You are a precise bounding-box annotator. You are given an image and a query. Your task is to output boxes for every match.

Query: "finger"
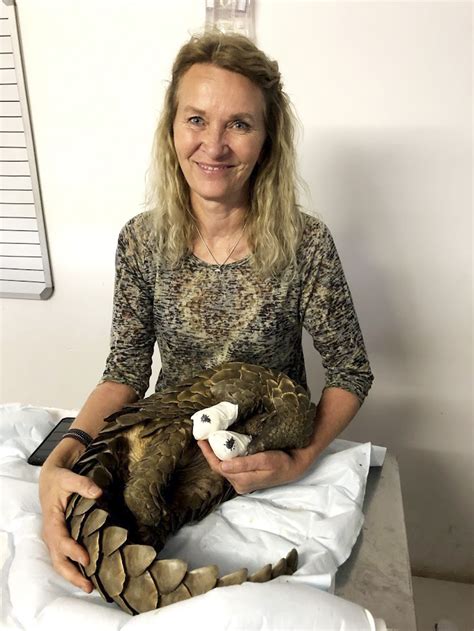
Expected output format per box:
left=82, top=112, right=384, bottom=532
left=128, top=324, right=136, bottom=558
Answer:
left=221, top=452, right=271, bottom=474
left=197, top=440, right=222, bottom=470
left=45, top=514, right=89, bottom=563
left=51, top=552, right=93, bottom=592
left=60, top=534, right=90, bottom=566
left=224, top=470, right=270, bottom=495
left=46, top=516, right=93, bottom=591
left=59, top=469, right=102, bottom=499
left=44, top=507, right=89, bottom=562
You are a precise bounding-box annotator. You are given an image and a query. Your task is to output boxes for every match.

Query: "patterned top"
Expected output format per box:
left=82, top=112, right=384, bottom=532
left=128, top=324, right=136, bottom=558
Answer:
left=100, top=211, right=374, bottom=402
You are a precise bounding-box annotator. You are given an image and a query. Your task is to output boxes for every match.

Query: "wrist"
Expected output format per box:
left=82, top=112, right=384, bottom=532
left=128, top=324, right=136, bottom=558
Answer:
left=62, top=428, right=93, bottom=449
left=296, top=433, right=320, bottom=462
left=285, top=448, right=310, bottom=482
left=43, top=439, right=86, bottom=470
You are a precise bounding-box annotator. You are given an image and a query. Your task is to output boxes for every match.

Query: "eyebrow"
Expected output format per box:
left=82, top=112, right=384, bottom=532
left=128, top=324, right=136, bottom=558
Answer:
left=182, top=106, right=257, bottom=122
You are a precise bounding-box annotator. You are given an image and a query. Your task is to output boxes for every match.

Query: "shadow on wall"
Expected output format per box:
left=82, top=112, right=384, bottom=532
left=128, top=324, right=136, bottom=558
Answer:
left=301, top=127, right=472, bottom=581
left=302, top=132, right=418, bottom=415
left=397, top=447, right=474, bottom=583
left=345, top=401, right=474, bottom=582
left=300, top=130, right=428, bottom=399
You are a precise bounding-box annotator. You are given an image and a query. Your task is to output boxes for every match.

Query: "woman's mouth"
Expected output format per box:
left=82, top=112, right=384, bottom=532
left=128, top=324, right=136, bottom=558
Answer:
left=196, top=162, right=233, bottom=172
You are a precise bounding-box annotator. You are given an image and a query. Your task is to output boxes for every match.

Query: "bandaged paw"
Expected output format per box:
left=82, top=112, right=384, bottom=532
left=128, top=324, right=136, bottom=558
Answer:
left=208, top=430, right=252, bottom=461
left=192, top=401, right=239, bottom=440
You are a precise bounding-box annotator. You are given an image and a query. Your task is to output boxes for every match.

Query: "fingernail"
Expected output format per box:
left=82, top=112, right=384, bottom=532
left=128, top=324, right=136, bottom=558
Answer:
left=89, top=486, right=101, bottom=497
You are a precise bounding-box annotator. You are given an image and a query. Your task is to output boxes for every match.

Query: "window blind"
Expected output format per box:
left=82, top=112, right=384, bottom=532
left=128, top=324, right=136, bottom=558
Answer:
left=0, top=0, right=53, bottom=299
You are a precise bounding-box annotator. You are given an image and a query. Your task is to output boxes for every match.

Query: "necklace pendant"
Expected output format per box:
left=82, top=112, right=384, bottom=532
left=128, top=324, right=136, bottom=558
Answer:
left=192, top=215, right=248, bottom=271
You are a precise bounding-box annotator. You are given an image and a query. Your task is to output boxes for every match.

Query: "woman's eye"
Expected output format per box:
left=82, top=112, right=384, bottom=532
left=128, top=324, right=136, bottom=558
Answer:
left=231, top=120, right=250, bottom=131
left=188, top=116, right=204, bottom=125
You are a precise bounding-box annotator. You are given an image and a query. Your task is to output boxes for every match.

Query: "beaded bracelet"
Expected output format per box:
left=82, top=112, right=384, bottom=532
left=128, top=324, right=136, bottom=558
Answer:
left=62, top=428, right=93, bottom=449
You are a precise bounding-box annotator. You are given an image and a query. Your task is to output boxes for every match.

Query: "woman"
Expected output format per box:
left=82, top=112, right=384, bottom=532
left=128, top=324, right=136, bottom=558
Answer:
left=39, top=31, right=373, bottom=594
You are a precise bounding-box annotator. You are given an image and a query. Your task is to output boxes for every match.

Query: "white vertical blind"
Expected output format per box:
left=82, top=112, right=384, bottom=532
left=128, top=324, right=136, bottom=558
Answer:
left=0, top=0, right=53, bottom=299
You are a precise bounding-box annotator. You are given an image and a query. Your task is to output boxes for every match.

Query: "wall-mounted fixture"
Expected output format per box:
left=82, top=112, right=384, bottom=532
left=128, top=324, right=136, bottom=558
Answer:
left=205, top=0, right=255, bottom=41
left=0, top=0, right=53, bottom=299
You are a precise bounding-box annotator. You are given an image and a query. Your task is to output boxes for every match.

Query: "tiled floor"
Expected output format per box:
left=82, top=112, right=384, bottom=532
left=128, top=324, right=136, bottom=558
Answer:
left=412, top=576, right=474, bottom=631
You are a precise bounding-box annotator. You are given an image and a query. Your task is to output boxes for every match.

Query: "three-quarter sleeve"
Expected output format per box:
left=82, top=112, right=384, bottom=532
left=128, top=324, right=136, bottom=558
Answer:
left=299, top=220, right=374, bottom=403
left=100, top=214, right=156, bottom=398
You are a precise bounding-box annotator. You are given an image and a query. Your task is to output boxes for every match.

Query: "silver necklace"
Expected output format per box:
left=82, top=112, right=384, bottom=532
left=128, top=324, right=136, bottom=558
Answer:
left=193, top=217, right=248, bottom=270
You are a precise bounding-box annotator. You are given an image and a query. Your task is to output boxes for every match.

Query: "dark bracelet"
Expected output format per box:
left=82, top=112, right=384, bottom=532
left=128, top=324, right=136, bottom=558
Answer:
left=62, top=428, right=94, bottom=449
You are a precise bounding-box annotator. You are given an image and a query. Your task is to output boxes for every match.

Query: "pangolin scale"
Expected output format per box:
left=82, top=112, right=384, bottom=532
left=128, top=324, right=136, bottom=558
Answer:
left=65, top=362, right=316, bottom=614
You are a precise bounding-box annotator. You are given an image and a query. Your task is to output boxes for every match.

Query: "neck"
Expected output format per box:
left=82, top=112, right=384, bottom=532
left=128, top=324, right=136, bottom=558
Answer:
left=189, top=191, right=249, bottom=237
left=188, top=198, right=250, bottom=266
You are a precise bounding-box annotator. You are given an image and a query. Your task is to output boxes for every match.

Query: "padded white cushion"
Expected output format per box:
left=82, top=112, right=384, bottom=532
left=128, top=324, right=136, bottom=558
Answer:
left=0, top=404, right=386, bottom=630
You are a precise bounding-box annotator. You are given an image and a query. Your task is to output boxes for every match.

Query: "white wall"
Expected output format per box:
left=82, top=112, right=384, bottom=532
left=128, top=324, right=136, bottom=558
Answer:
left=0, top=0, right=471, bottom=581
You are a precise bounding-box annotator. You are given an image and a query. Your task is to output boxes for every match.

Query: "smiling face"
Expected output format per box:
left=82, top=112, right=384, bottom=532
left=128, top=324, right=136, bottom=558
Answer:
left=172, top=63, right=267, bottom=212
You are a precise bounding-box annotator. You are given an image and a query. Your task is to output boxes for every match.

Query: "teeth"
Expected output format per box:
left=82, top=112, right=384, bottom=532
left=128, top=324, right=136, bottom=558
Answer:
left=198, top=163, right=229, bottom=171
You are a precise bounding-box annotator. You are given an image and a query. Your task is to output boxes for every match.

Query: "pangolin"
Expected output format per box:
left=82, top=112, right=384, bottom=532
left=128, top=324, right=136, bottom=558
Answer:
left=65, top=362, right=316, bottom=615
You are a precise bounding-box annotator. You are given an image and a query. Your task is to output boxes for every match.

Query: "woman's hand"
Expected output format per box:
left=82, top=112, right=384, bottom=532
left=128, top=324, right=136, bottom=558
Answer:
left=197, top=440, right=312, bottom=494
left=37, top=382, right=137, bottom=590
left=39, top=463, right=102, bottom=592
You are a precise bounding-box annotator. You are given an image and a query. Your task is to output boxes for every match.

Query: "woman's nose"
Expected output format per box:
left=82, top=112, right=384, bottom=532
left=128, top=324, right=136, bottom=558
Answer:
left=202, top=125, right=228, bottom=158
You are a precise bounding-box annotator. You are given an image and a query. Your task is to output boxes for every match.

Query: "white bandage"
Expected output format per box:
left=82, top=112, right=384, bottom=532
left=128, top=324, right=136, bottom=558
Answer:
left=208, top=430, right=252, bottom=461
left=191, top=401, right=239, bottom=440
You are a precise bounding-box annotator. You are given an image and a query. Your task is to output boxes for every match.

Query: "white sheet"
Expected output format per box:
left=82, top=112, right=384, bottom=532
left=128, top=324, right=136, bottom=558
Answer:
left=0, top=404, right=387, bottom=631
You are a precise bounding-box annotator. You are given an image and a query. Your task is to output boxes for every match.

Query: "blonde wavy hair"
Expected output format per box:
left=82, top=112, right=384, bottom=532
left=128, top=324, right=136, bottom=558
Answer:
left=146, top=31, right=304, bottom=276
